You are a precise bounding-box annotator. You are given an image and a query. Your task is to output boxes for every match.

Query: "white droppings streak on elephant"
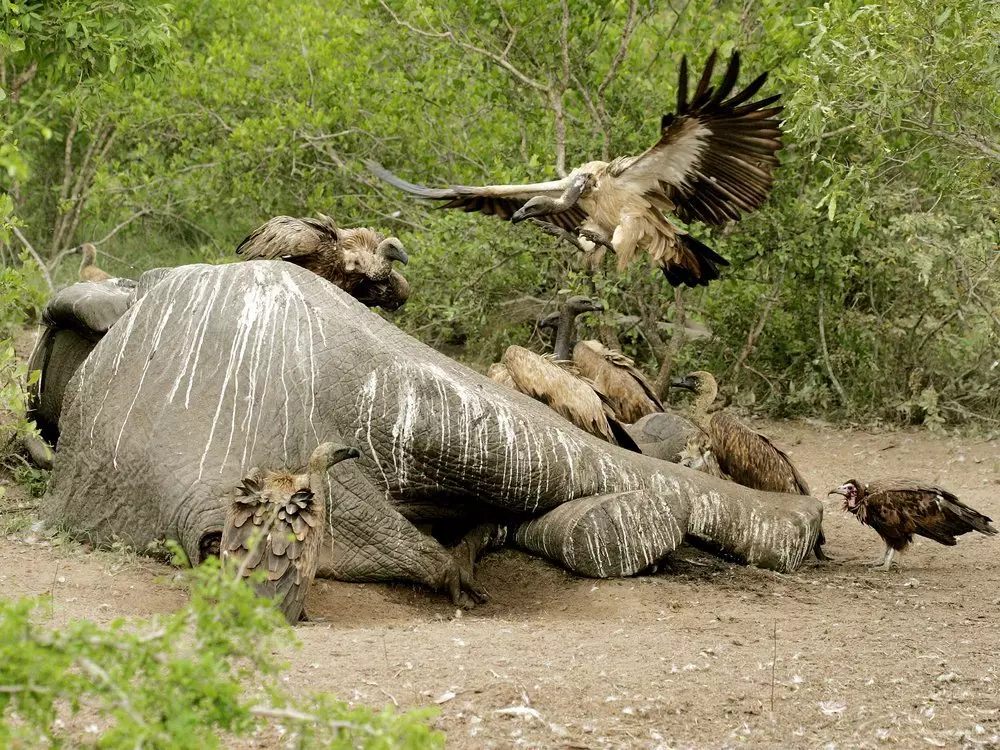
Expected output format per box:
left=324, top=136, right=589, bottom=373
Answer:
left=355, top=372, right=392, bottom=493
left=112, top=298, right=176, bottom=468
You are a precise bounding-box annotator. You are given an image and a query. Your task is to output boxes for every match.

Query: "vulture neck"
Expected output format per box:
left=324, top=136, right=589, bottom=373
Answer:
left=553, top=310, right=578, bottom=361
left=691, top=388, right=716, bottom=432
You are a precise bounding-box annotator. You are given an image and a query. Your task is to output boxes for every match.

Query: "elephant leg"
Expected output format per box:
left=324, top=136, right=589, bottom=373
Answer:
left=315, top=468, right=489, bottom=607
left=513, top=489, right=684, bottom=578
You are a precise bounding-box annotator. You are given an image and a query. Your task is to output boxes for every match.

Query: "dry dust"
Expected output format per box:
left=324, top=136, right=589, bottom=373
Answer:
left=2, top=422, right=999, bottom=749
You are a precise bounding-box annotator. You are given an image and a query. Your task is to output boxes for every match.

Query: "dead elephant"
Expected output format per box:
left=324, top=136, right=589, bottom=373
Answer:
left=42, top=262, right=824, bottom=604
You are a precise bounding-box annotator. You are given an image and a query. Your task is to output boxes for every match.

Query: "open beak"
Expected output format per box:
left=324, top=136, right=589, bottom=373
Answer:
left=377, top=238, right=409, bottom=265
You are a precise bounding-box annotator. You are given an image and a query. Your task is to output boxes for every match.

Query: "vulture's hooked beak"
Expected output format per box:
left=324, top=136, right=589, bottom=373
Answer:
left=377, top=238, right=409, bottom=265
left=510, top=207, right=529, bottom=224
left=669, top=375, right=699, bottom=392
left=827, top=486, right=849, bottom=498
left=331, top=446, right=362, bottom=464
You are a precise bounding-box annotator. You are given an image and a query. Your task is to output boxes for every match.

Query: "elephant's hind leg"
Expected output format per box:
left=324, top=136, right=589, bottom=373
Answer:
left=316, top=467, right=489, bottom=606
left=513, top=489, right=684, bottom=578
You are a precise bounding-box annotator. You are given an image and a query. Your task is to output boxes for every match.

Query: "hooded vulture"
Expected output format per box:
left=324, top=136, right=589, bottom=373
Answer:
left=221, top=442, right=361, bottom=623
left=78, top=243, right=111, bottom=282
left=539, top=298, right=663, bottom=423
left=830, top=479, right=997, bottom=571
left=671, top=370, right=828, bottom=560
left=367, top=49, right=783, bottom=288
left=236, top=214, right=411, bottom=309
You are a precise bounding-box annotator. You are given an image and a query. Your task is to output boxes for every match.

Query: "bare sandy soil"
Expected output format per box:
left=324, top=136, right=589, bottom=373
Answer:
left=2, top=421, right=999, bottom=749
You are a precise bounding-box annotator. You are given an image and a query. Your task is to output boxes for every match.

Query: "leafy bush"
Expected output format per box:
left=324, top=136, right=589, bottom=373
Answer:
left=0, top=548, right=444, bottom=748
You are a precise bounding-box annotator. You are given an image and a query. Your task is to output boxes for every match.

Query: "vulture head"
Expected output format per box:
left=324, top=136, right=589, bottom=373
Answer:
left=339, top=227, right=409, bottom=282
left=670, top=370, right=719, bottom=403
left=829, top=480, right=865, bottom=513
left=511, top=195, right=561, bottom=224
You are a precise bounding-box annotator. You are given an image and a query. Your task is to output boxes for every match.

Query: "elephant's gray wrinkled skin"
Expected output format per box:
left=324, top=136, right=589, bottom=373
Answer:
left=44, top=263, right=823, bottom=602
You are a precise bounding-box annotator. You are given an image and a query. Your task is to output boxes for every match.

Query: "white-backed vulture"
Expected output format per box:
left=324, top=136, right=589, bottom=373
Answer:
left=490, top=345, right=638, bottom=450
left=221, top=442, right=361, bottom=623
left=367, top=49, right=783, bottom=288
left=671, top=370, right=828, bottom=559
left=539, top=297, right=663, bottom=423
left=236, top=214, right=409, bottom=300
left=829, top=479, right=996, bottom=571
left=79, top=243, right=111, bottom=282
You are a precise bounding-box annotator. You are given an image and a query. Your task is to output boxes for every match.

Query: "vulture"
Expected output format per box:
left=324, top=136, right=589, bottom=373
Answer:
left=236, top=214, right=410, bottom=307
left=671, top=370, right=828, bottom=560
left=367, top=49, right=783, bottom=288
left=78, top=243, right=111, bottom=282
left=830, top=479, right=997, bottom=571
left=540, top=298, right=663, bottom=423
left=221, top=442, right=361, bottom=624
left=487, top=297, right=639, bottom=450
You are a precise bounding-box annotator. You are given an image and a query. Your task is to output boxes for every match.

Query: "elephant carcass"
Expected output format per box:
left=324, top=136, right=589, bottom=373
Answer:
left=43, top=263, right=823, bottom=601
left=625, top=411, right=702, bottom=463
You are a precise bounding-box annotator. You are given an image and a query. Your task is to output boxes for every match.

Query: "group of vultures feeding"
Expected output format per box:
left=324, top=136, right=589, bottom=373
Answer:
left=25, top=50, right=995, bottom=623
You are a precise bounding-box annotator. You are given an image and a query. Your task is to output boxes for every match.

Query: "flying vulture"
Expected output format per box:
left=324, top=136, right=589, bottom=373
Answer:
left=367, top=49, right=783, bottom=287
left=671, top=370, right=828, bottom=560
left=236, top=214, right=410, bottom=308
left=830, top=479, right=997, bottom=571
left=78, top=243, right=111, bottom=283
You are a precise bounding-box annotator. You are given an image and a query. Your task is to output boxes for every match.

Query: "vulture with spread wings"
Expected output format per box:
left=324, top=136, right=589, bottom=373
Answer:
left=367, top=49, right=783, bottom=287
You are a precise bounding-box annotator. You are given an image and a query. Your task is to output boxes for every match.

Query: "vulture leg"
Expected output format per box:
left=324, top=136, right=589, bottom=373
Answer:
left=870, top=543, right=895, bottom=571
left=578, top=228, right=616, bottom=253
left=530, top=219, right=586, bottom=251
left=448, top=523, right=508, bottom=607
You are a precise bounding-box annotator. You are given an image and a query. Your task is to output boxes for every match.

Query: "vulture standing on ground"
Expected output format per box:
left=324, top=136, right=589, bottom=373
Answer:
left=540, top=300, right=663, bottom=423
left=829, top=479, right=997, bottom=571
left=78, top=243, right=111, bottom=282
left=487, top=298, right=639, bottom=450
left=367, top=49, right=783, bottom=288
left=236, top=214, right=410, bottom=308
left=221, top=442, right=361, bottom=624
left=671, top=370, right=828, bottom=559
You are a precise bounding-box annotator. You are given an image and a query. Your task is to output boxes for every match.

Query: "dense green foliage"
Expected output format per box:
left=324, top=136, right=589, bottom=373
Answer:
left=0, top=549, right=443, bottom=748
left=2, top=0, right=998, bottom=424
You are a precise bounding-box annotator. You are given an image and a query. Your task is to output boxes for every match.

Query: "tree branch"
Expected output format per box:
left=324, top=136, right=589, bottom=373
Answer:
left=11, top=226, right=54, bottom=292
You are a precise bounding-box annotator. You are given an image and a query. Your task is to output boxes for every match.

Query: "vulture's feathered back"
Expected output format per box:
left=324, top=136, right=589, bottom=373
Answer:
left=831, top=478, right=996, bottom=570
left=572, top=340, right=663, bottom=424
left=221, top=442, right=360, bottom=623
left=368, top=49, right=783, bottom=288
left=235, top=214, right=409, bottom=301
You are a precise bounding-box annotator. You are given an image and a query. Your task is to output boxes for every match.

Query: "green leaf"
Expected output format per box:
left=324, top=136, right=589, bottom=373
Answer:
left=110, top=53, right=119, bottom=73
left=65, top=20, right=77, bottom=37
left=9, top=37, right=25, bottom=53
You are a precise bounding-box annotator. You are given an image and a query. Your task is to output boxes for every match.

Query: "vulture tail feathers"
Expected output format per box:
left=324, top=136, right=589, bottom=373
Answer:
left=662, top=234, right=731, bottom=288
left=676, top=55, right=689, bottom=114
left=943, top=498, right=997, bottom=536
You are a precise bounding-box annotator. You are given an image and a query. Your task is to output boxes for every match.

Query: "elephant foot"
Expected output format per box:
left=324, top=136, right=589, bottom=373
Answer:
left=514, top=490, right=684, bottom=578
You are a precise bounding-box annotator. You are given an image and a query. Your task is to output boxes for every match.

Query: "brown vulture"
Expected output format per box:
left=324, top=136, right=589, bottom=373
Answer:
left=235, top=214, right=411, bottom=309
left=829, top=479, right=997, bottom=571
left=221, top=442, right=361, bottom=623
left=486, top=298, right=639, bottom=450
left=539, top=298, right=663, bottom=423
left=78, top=243, right=111, bottom=282
left=367, top=49, right=783, bottom=288
left=671, top=370, right=828, bottom=560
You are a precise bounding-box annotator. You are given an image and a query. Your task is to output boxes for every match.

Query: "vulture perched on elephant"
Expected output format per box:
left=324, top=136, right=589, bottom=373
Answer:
left=221, top=442, right=361, bottom=624
left=78, top=243, right=111, bottom=282
left=671, top=370, right=828, bottom=559
left=487, top=297, right=639, bottom=450
left=830, top=479, right=997, bottom=571
left=236, top=214, right=411, bottom=309
left=367, top=49, right=783, bottom=287
left=540, top=298, right=663, bottom=424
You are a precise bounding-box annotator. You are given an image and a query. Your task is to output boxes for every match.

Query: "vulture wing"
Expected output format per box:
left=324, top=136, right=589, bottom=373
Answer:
left=573, top=340, right=663, bottom=423
left=502, top=345, right=619, bottom=445
left=610, top=50, right=783, bottom=226
left=865, top=479, right=997, bottom=546
left=366, top=160, right=590, bottom=232
left=221, top=479, right=324, bottom=624
left=708, top=412, right=808, bottom=495
left=235, top=215, right=338, bottom=261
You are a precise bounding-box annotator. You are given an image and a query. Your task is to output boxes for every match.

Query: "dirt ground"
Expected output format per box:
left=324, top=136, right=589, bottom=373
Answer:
left=2, top=421, right=999, bottom=749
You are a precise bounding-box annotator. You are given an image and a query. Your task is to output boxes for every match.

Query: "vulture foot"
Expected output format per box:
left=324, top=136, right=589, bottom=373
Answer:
left=530, top=219, right=586, bottom=252
left=868, top=545, right=895, bottom=571
left=578, top=229, right=615, bottom=252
